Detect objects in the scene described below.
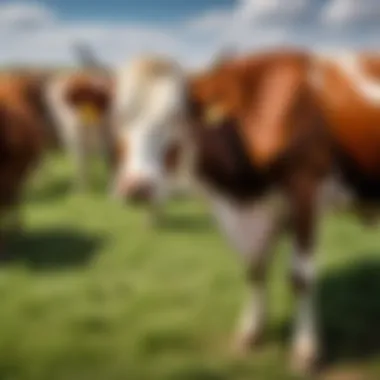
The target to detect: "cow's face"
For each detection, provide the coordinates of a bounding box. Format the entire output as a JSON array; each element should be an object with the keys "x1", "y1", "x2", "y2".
[
  {"x1": 64, "y1": 73, "x2": 112, "y2": 126},
  {"x1": 112, "y1": 58, "x2": 185, "y2": 205}
]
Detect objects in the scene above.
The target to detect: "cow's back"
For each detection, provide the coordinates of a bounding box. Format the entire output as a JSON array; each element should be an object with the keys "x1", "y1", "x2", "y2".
[{"x1": 312, "y1": 53, "x2": 380, "y2": 200}]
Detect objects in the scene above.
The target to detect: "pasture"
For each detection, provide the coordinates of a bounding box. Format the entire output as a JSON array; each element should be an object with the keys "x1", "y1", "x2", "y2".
[{"x1": 1, "y1": 154, "x2": 380, "y2": 380}]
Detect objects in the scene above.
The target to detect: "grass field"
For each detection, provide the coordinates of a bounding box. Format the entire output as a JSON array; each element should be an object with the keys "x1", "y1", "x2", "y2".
[{"x1": 2, "y1": 154, "x2": 380, "y2": 380}]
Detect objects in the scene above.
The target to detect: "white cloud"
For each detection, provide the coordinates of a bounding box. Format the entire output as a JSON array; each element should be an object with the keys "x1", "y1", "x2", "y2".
[
  {"x1": 1, "y1": 1, "x2": 380, "y2": 69},
  {"x1": 186, "y1": 9, "x2": 229, "y2": 34},
  {"x1": 0, "y1": 1, "x2": 300, "y2": 68},
  {"x1": 322, "y1": 0, "x2": 380, "y2": 26},
  {"x1": 236, "y1": 0, "x2": 309, "y2": 24},
  {"x1": 184, "y1": 2, "x2": 292, "y2": 61},
  {"x1": 0, "y1": 24, "x2": 180, "y2": 66},
  {"x1": 0, "y1": 2, "x2": 182, "y2": 67},
  {"x1": 0, "y1": 2, "x2": 55, "y2": 31}
]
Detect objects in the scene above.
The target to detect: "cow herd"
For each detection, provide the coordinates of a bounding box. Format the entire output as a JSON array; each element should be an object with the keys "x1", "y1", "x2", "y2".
[{"x1": 2, "y1": 47, "x2": 380, "y2": 375}]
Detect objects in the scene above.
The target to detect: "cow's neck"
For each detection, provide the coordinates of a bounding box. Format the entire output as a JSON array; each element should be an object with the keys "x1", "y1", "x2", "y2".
[
  {"x1": 19, "y1": 73, "x2": 59, "y2": 149},
  {"x1": 43, "y1": 75, "x2": 76, "y2": 148},
  {"x1": 182, "y1": 118, "x2": 278, "y2": 205}
]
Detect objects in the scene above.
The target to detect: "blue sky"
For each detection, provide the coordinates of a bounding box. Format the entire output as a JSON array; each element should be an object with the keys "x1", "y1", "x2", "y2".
[
  {"x1": 0, "y1": 0, "x2": 379, "y2": 67},
  {"x1": 36, "y1": 0, "x2": 234, "y2": 23}
]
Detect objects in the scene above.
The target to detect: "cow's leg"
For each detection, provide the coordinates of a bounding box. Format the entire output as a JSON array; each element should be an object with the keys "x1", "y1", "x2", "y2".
[
  {"x1": 99, "y1": 123, "x2": 116, "y2": 183},
  {"x1": 209, "y1": 193, "x2": 285, "y2": 353},
  {"x1": 68, "y1": 129, "x2": 89, "y2": 191},
  {"x1": 287, "y1": 175, "x2": 320, "y2": 373},
  {"x1": 233, "y1": 254, "x2": 272, "y2": 353}
]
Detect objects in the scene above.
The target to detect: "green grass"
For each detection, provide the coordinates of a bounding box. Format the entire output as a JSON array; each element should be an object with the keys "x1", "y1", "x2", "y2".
[{"x1": 1, "y1": 154, "x2": 380, "y2": 380}]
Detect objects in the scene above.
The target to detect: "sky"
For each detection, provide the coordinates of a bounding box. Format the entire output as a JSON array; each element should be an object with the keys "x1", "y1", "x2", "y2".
[{"x1": 0, "y1": 0, "x2": 380, "y2": 68}]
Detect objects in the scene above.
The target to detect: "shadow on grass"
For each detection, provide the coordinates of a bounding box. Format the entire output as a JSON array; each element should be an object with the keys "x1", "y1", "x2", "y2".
[
  {"x1": 276, "y1": 256, "x2": 380, "y2": 367},
  {"x1": 318, "y1": 257, "x2": 380, "y2": 365},
  {"x1": 4, "y1": 228, "x2": 103, "y2": 270},
  {"x1": 28, "y1": 163, "x2": 109, "y2": 204}
]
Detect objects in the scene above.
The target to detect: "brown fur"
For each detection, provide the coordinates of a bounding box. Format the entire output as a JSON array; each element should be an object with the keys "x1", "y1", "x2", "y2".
[
  {"x1": 0, "y1": 74, "x2": 46, "y2": 231},
  {"x1": 361, "y1": 53, "x2": 380, "y2": 79},
  {"x1": 313, "y1": 54, "x2": 380, "y2": 200},
  {"x1": 187, "y1": 50, "x2": 380, "y2": 203},
  {"x1": 64, "y1": 73, "x2": 112, "y2": 112},
  {"x1": 187, "y1": 50, "x2": 330, "y2": 203}
]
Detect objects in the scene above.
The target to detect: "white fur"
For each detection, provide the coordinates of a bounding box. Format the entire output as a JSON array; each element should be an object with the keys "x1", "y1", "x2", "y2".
[
  {"x1": 291, "y1": 254, "x2": 315, "y2": 284},
  {"x1": 291, "y1": 252, "x2": 318, "y2": 368},
  {"x1": 316, "y1": 52, "x2": 380, "y2": 105},
  {"x1": 208, "y1": 192, "x2": 286, "y2": 260},
  {"x1": 113, "y1": 58, "x2": 185, "y2": 200},
  {"x1": 235, "y1": 284, "x2": 267, "y2": 347},
  {"x1": 288, "y1": 239, "x2": 320, "y2": 370}
]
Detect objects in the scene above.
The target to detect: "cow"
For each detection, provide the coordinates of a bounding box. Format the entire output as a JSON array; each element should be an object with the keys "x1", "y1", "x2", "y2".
[
  {"x1": 109, "y1": 58, "x2": 188, "y2": 224},
  {"x1": 44, "y1": 70, "x2": 113, "y2": 190},
  {"x1": 0, "y1": 70, "x2": 112, "y2": 256},
  {"x1": 109, "y1": 49, "x2": 380, "y2": 374},
  {"x1": 0, "y1": 73, "x2": 48, "y2": 252}
]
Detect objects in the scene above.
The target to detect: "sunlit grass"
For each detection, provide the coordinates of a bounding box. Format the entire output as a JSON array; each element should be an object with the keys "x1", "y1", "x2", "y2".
[{"x1": 0, "y1": 154, "x2": 379, "y2": 380}]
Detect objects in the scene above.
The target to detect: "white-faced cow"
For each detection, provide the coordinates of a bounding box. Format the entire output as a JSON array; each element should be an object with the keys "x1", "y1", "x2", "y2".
[
  {"x1": 110, "y1": 58, "x2": 186, "y2": 223},
  {"x1": 110, "y1": 49, "x2": 380, "y2": 374}
]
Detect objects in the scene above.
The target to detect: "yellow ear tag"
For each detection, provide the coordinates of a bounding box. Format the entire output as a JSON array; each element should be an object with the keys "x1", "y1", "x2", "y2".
[
  {"x1": 79, "y1": 103, "x2": 100, "y2": 126},
  {"x1": 203, "y1": 103, "x2": 226, "y2": 128}
]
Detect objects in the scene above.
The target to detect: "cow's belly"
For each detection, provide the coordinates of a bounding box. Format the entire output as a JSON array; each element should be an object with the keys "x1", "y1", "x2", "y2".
[{"x1": 199, "y1": 167, "x2": 380, "y2": 240}]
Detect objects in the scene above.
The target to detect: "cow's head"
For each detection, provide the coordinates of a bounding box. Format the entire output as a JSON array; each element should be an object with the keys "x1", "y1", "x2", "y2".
[
  {"x1": 64, "y1": 72, "x2": 117, "y2": 166},
  {"x1": 112, "y1": 57, "x2": 185, "y2": 205},
  {"x1": 64, "y1": 73, "x2": 112, "y2": 127}
]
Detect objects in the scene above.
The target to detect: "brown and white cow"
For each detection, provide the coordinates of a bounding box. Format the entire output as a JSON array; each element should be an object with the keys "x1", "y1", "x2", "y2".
[
  {"x1": 44, "y1": 70, "x2": 113, "y2": 189},
  {"x1": 0, "y1": 70, "x2": 112, "y2": 256},
  {"x1": 110, "y1": 49, "x2": 380, "y2": 374},
  {"x1": 110, "y1": 58, "x2": 188, "y2": 222}
]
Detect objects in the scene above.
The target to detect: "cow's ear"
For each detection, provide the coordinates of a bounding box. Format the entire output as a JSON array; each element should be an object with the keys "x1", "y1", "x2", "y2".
[{"x1": 238, "y1": 63, "x2": 304, "y2": 169}]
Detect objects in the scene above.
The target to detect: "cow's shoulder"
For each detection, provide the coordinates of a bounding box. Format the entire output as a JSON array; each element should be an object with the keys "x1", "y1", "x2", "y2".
[
  {"x1": 190, "y1": 49, "x2": 317, "y2": 165},
  {"x1": 188, "y1": 49, "x2": 326, "y2": 202},
  {"x1": 190, "y1": 49, "x2": 310, "y2": 107}
]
